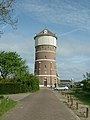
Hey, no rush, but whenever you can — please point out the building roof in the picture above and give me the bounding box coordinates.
[34,29,57,39]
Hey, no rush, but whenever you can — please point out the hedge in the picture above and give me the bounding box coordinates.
[0,83,26,94]
[0,80,39,94]
[30,76,40,92]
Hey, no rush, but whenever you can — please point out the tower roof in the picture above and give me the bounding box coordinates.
[34,29,57,39]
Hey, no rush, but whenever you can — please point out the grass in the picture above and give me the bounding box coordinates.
[0,98,17,117]
[69,88,90,106]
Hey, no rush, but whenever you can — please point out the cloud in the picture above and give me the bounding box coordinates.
[17,0,90,30]
[59,29,80,36]
[56,33,90,81]
[57,56,90,81]
[57,36,90,57]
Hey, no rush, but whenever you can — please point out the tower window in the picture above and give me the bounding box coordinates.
[44,71,47,74]
[45,56,47,58]
[45,65,46,68]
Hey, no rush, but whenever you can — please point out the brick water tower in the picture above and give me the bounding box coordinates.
[34,29,57,87]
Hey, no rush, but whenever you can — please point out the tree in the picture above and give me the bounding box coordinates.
[83,72,90,81]
[0,51,29,80]
[0,0,17,33]
[82,72,90,91]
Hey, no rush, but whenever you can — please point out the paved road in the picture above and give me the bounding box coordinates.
[1,88,80,120]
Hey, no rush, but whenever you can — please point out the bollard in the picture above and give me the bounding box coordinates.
[70,95,72,101]
[67,96,70,103]
[86,107,89,118]
[76,102,78,110]
[62,92,64,95]
[65,93,66,97]
[70,98,73,106]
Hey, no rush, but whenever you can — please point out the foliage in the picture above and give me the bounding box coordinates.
[0,75,39,94]
[82,80,90,91]
[0,51,29,80]
[0,0,17,30]
[20,74,40,92]
[30,75,40,91]
[83,72,90,81]
[0,82,27,94]
[0,51,39,94]
[70,88,90,105]
[82,72,90,91]
[0,98,17,116]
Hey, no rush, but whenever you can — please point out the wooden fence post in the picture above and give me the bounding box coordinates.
[70,98,73,106]
[67,95,69,103]
[86,107,89,118]
[76,102,78,110]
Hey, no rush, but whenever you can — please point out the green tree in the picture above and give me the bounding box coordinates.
[82,72,90,91]
[29,74,39,91]
[0,51,29,80]
[0,0,17,34]
[83,72,90,81]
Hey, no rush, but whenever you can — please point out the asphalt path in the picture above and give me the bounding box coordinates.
[1,88,80,120]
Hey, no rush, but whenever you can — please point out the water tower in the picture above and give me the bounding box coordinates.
[34,29,57,87]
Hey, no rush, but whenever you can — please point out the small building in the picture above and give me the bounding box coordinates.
[60,80,75,87]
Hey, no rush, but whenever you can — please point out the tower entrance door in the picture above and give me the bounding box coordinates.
[44,80,47,87]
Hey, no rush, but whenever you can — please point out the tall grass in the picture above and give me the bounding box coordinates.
[70,88,90,106]
[0,98,17,117]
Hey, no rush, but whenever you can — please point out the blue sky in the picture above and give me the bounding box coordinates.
[0,0,90,81]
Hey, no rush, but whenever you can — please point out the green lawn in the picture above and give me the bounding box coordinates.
[70,88,90,106]
[0,98,17,117]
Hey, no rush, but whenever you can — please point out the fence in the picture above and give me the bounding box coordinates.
[59,91,90,118]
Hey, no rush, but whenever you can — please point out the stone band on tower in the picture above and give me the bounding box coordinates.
[34,29,57,87]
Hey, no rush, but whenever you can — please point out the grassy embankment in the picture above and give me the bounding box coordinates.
[69,88,90,106]
[0,96,17,117]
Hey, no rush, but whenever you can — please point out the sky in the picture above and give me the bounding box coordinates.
[0,0,90,81]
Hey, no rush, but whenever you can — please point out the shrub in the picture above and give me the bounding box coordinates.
[82,80,90,91]
[0,82,28,94]
[0,75,39,94]
[30,76,39,91]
